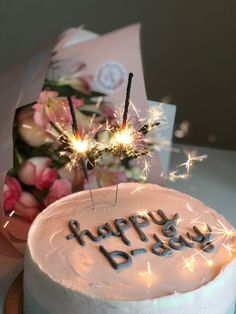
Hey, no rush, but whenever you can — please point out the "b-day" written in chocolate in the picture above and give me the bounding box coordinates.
[66,209,215,271]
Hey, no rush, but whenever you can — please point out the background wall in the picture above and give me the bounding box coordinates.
[0,0,235,149]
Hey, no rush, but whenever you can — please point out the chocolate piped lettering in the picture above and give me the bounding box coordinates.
[187,224,215,252]
[97,224,113,239]
[114,218,131,246]
[131,248,147,256]
[99,245,132,271]
[151,234,173,256]
[169,235,194,250]
[162,213,179,238]
[66,209,215,271]
[78,230,102,246]
[129,215,149,242]
[148,210,165,225]
[66,220,81,242]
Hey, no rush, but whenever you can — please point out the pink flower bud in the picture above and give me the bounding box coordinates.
[3,177,22,211]
[18,157,57,190]
[14,191,41,222]
[44,179,72,206]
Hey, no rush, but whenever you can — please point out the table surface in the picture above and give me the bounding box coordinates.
[0,144,235,314]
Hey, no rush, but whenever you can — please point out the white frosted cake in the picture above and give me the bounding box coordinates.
[24,183,236,314]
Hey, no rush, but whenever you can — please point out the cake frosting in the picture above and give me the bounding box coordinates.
[24,183,236,313]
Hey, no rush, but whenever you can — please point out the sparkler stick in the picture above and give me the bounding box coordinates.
[68,96,79,135]
[114,73,134,207]
[121,72,133,129]
[67,97,96,210]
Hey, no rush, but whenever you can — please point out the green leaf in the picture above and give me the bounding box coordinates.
[13,148,25,171]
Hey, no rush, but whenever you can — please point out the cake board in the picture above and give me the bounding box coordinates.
[5,271,23,314]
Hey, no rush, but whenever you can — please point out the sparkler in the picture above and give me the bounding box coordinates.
[113,73,134,207]
[52,96,96,209]
[110,73,163,206]
[67,96,96,210]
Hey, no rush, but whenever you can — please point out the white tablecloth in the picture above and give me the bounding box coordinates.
[0,145,235,313]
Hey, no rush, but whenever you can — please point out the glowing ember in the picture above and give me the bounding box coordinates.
[140,261,153,280]
[3,221,9,228]
[70,137,89,154]
[168,151,207,182]
[222,243,236,257]
[178,152,208,175]
[113,127,135,147]
[183,256,195,272]
[136,209,151,221]
[186,202,193,212]
[207,260,213,266]
[9,210,15,217]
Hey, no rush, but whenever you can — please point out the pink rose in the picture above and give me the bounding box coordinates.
[17,107,55,147]
[3,176,41,222]
[58,166,84,191]
[13,191,41,222]
[3,177,22,212]
[44,179,72,206]
[18,157,57,190]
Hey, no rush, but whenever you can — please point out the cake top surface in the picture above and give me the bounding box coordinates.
[27,183,236,301]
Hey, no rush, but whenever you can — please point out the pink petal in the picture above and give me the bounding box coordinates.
[18,160,36,186]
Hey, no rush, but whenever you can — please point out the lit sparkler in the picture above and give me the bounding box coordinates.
[52,96,96,209]
[110,73,163,205]
[113,73,134,206]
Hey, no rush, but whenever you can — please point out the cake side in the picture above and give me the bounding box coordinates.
[24,183,236,314]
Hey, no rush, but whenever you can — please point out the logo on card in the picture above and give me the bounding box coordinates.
[95,61,127,94]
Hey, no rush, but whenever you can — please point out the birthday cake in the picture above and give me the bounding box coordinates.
[23,183,236,314]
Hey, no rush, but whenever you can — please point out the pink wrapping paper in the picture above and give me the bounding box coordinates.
[0,24,163,253]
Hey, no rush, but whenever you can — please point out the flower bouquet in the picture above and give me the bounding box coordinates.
[0,24,174,253]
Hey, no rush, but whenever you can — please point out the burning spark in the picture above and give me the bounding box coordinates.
[130,185,145,195]
[70,137,89,154]
[141,261,152,276]
[222,243,236,257]
[182,256,195,272]
[214,219,236,240]
[193,248,213,265]
[3,221,9,228]
[199,223,208,233]
[168,151,207,182]
[113,127,135,146]
[178,152,208,175]
[176,217,185,225]
[9,210,15,217]
[136,209,151,221]
[186,202,193,212]
[168,170,188,182]
[207,260,213,266]
[139,159,151,182]
[145,104,167,129]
